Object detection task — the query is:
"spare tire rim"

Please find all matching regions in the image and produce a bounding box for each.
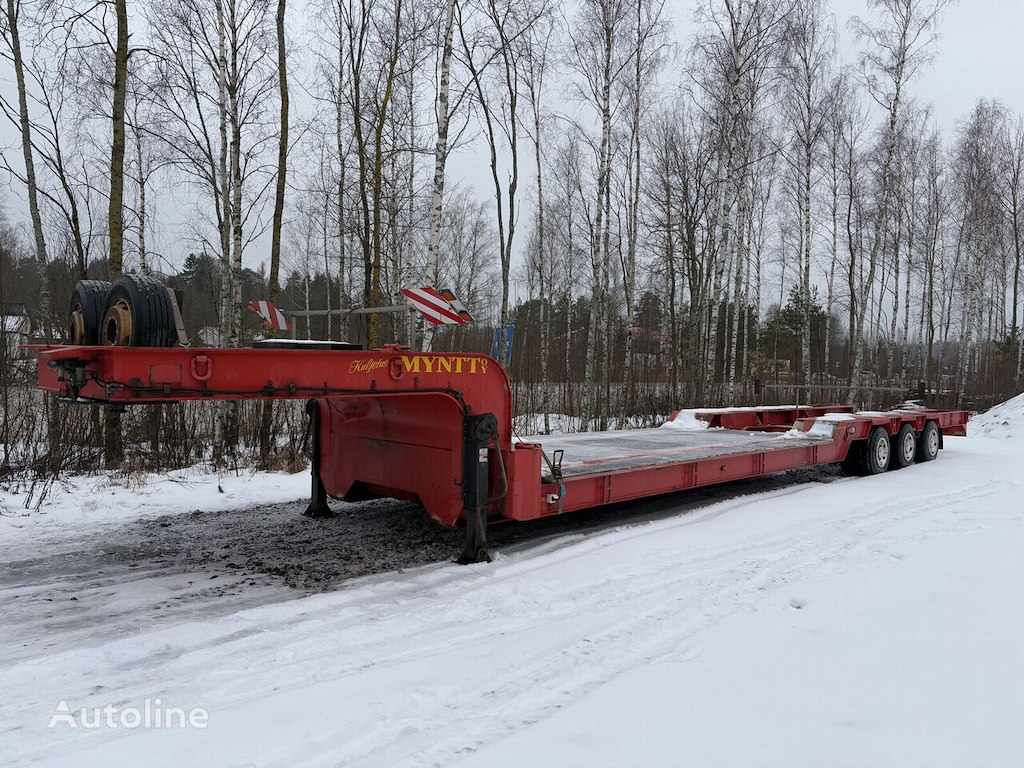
[69,304,87,345]
[103,298,133,346]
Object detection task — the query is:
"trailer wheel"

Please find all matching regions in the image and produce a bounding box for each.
[891,423,917,470]
[68,280,112,345]
[916,421,940,463]
[864,427,891,475]
[101,275,177,347]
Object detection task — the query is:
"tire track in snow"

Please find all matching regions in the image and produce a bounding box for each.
[342,480,1003,768]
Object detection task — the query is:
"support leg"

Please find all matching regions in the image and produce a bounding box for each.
[303,399,335,518]
[458,507,491,565]
[455,413,498,564]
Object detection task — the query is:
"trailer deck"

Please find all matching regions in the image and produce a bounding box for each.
[533,427,831,478]
[33,343,969,562]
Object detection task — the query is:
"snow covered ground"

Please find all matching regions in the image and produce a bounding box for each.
[2,399,1023,767]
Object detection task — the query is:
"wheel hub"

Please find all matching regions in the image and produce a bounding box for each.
[875,437,889,467]
[103,298,134,346]
[902,431,915,463]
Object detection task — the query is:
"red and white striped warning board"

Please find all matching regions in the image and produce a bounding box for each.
[401,286,469,325]
[248,300,291,331]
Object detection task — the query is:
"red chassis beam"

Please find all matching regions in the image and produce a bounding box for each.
[35,344,512,439]
[509,406,969,523]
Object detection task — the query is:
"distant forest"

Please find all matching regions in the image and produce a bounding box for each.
[1,0,1021,471]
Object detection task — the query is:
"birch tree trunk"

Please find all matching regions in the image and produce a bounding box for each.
[423,0,457,353]
[102,0,129,467]
[133,113,149,276]
[825,116,840,377]
[5,0,50,331]
[108,0,129,282]
[726,177,748,402]
[888,205,902,380]
[901,163,917,384]
[368,0,403,348]
[335,34,349,338]
[425,0,454,290]
[1004,119,1023,348]
[214,0,235,466]
[270,0,288,312]
[599,140,613,430]
[618,0,662,422]
[260,0,289,460]
[574,0,621,429]
[526,27,552,431]
[664,167,678,404]
[216,0,231,344]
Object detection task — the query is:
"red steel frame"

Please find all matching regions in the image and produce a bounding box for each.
[34,345,969,533]
[515,407,967,523]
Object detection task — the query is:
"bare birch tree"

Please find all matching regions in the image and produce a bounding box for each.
[617,0,666,422]
[0,0,50,331]
[1000,116,1023,368]
[522,10,557,428]
[149,0,275,463]
[692,0,790,403]
[425,0,456,291]
[567,0,631,428]
[846,0,952,402]
[780,0,834,400]
[459,0,546,368]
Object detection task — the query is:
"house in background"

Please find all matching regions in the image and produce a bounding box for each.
[1,305,31,360]
[197,326,221,347]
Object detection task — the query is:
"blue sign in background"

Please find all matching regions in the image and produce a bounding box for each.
[490,325,515,367]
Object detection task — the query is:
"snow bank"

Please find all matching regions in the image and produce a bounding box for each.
[660,409,711,431]
[970,391,1024,441]
[784,412,857,439]
[514,413,584,435]
[515,413,666,437]
[0,466,309,531]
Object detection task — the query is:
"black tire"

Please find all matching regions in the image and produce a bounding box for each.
[864,426,891,475]
[891,423,917,470]
[68,280,111,345]
[916,421,941,463]
[101,274,177,347]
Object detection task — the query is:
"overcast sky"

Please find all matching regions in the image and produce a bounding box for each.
[2,0,1022,278]
[440,0,1024,308]
[658,0,1023,135]
[831,0,1024,130]
[453,0,1024,203]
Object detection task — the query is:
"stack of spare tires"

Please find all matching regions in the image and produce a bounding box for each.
[68,275,180,347]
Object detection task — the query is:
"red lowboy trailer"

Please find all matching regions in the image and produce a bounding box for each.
[34,342,969,563]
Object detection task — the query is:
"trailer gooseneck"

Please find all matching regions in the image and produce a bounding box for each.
[35,341,968,564]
